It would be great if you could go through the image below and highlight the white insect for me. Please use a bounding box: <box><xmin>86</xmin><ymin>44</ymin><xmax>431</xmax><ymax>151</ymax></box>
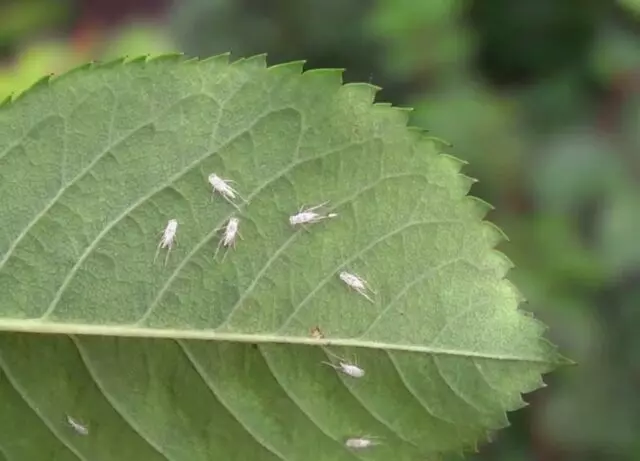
<box><xmin>154</xmin><ymin>219</ymin><xmax>178</xmax><ymax>265</ymax></box>
<box><xmin>208</xmin><ymin>173</ymin><xmax>245</xmax><ymax>206</ymax></box>
<box><xmin>339</xmin><ymin>271</ymin><xmax>375</xmax><ymax>303</ymax></box>
<box><xmin>214</xmin><ymin>217</ymin><xmax>242</xmax><ymax>261</ymax></box>
<box><xmin>220</xmin><ymin>217</ymin><xmax>241</xmax><ymax>248</ymax></box>
<box><xmin>289</xmin><ymin>201</ymin><xmax>338</xmax><ymax>227</ymax></box>
<box><xmin>345</xmin><ymin>436</ymin><xmax>381</xmax><ymax>449</ymax></box>
<box><xmin>67</xmin><ymin>415</ymin><xmax>89</xmax><ymax>436</ymax></box>
<box><xmin>321</xmin><ymin>349</ymin><xmax>365</xmax><ymax>378</ymax></box>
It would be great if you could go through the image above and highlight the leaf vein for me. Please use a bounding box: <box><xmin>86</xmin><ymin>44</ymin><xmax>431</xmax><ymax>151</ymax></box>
<box><xmin>433</xmin><ymin>354</ymin><xmax>487</xmax><ymax>416</ymax></box>
<box><xmin>318</xmin><ymin>348</ymin><xmax>422</xmax><ymax>450</ymax></box>
<box><xmin>138</xmin><ymin>140</ymin><xmax>359</xmax><ymax>325</ymax></box>
<box><xmin>357</xmin><ymin>257</ymin><xmax>464</xmax><ymax>339</ymax></box>
<box><xmin>222</xmin><ymin>173</ymin><xmax>437</xmax><ymax>331</ymax></box>
<box><xmin>384</xmin><ymin>350</ymin><xmax>460</xmax><ymax>430</ymax></box>
<box><xmin>277</xmin><ymin>219</ymin><xmax>463</xmax><ymax>333</ymax></box>
<box><xmin>0</xmin><ymin>92</ymin><xmax>217</xmax><ymax>273</ymax></box>
<box><xmin>40</xmin><ymin>105</ymin><xmax>279</xmax><ymax>319</ymax></box>
<box><xmin>0</xmin><ymin>354</ymin><xmax>86</xmax><ymax>461</ymax></box>
<box><xmin>176</xmin><ymin>340</ymin><xmax>290</xmax><ymax>461</ymax></box>
<box><xmin>0</xmin><ymin>320</ymin><xmax>556</xmax><ymax>361</ymax></box>
<box><xmin>70</xmin><ymin>336</ymin><xmax>174</xmax><ymax>461</ymax></box>
<box><xmin>256</xmin><ymin>345</ymin><xmax>364</xmax><ymax>461</ymax></box>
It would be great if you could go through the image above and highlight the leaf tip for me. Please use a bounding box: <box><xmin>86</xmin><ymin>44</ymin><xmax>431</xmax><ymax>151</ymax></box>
<box><xmin>427</xmin><ymin>135</ymin><xmax>454</xmax><ymax>148</ymax></box>
<box><xmin>202</xmin><ymin>52</ymin><xmax>231</xmax><ymax>66</ymax></box>
<box><xmin>232</xmin><ymin>53</ymin><xmax>268</xmax><ymax>69</ymax></box>
<box><xmin>10</xmin><ymin>73</ymin><xmax>53</xmax><ymax>104</ymax></box>
<box><xmin>268</xmin><ymin>59</ymin><xmax>306</xmax><ymax>76</ymax></box>
<box><xmin>0</xmin><ymin>93</ymin><xmax>13</xmax><ymax>107</ymax></box>
<box><xmin>303</xmin><ymin>67</ymin><xmax>345</xmax><ymax>88</ymax></box>
<box><xmin>124</xmin><ymin>55</ymin><xmax>149</xmax><ymax>64</ymax></box>
<box><xmin>146</xmin><ymin>52</ymin><xmax>187</xmax><ymax>64</ymax></box>
<box><xmin>100</xmin><ymin>56</ymin><xmax>128</xmax><ymax>68</ymax></box>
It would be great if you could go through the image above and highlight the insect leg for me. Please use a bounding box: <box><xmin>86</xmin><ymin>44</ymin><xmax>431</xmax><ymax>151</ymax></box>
<box><xmin>306</xmin><ymin>201</ymin><xmax>330</xmax><ymax>212</ymax></box>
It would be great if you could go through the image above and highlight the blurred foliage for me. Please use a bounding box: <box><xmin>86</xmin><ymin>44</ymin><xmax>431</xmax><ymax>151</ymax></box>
<box><xmin>1</xmin><ymin>0</ymin><xmax>640</xmax><ymax>459</ymax></box>
<box><xmin>0</xmin><ymin>21</ymin><xmax>176</xmax><ymax>99</ymax></box>
<box><xmin>619</xmin><ymin>0</ymin><xmax>640</xmax><ymax>16</ymax></box>
<box><xmin>0</xmin><ymin>0</ymin><xmax>70</xmax><ymax>50</ymax></box>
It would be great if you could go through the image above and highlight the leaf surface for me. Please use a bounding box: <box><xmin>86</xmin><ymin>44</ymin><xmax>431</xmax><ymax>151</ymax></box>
<box><xmin>0</xmin><ymin>55</ymin><xmax>564</xmax><ymax>461</ymax></box>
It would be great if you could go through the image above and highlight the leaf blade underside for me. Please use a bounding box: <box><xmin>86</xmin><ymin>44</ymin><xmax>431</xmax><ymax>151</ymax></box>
<box><xmin>0</xmin><ymin>54</ymin><xmax>564</xmax><ymax>461</ymax></box>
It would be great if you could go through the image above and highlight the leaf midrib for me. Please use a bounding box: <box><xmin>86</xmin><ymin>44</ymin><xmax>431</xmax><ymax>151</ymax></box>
<box><xmin>0</xmin><ymin>322</ymin><xmax>550</xmax><ymax>363</ymax></box>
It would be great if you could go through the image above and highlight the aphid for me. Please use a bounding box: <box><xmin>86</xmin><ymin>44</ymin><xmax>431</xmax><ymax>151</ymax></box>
<box><xmin>310</xmin><ymin>326</ymin><xmax>325</xmax><ymax>339</ymax></box>
<box><xmin>339</xmin><ymin>271</ymin><xmax>375</xmax><ymax>303</ymax></box>
<box><xmin>321</xmin><ymin>349</ymin><xmax>365</xmax><ymax>378</ymax></box>
<box><xmin>214</xmin><ymin>217</ymin><xmax>242</xmax><ymax>261</ymax></box>
<box><xmin>345</xmin><ymin>436</ymin><xmax>381</xmax><ymax>449</ymax></box>
<box><xmin>208</xmin><ymin>173</ymin><xmax>245</xmax><ymax>206</ymax></box>
<box><xmin>67</xmin><ymin>415</ymin><xmax>89</xmax><ymax>436</ymax></box>
<box><xmin>154</xmin><ymin>219</ymin><xmax>178</xmax><ymax>265</ymax></box>
<box><xmin>289</xmin><ymin>201</ymin><xmax>338</xmax><ymax>227</ymax></box>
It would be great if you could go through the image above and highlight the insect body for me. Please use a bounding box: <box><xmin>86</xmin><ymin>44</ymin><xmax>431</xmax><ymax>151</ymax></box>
<box><xmin>345</xmin><ymin>436</ymin><xmax>381</xmax><ymax>449</ymax></box>
<box><xmin>321</xmin><ymin>350</ymin><xmax>365</xmax><ymax>378</ymax></box>
<box><xmin>214</xmin><ymin>217</ymin><xmax>242</xmax><ymax>261</ymax></box>
<box><xmin>208</xmin><ymin>173</ymin><xmax>245</xmax><ymax>206</ymax></box>
<box><xmin>289</xmin><ymin>202</ymin><xmax>338</xmax><ymax>227</ymax></box>
<box><xmin>220</xmin><ymin>217</ymin><xmax>240</xmax><ymax>248</ymax></box>
<box><xmin>154</xmin><ymin>219</ymin><xmax>178</xmax><ymax>265</ymax></box>
<box><xmin>339</xmin><ymin>271</ymin><xmax>375</xmax><ymax>303</ymax></box>
<box><xmin>67</xmin><ymin>415</ymin><xmax>89</xmax><ymax>435</ymax></box>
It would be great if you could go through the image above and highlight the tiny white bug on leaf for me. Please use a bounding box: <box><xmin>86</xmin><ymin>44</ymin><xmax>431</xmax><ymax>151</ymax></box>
<box><xmin>289</xmin><ymin>201</ymin><xmax>338</xmax><ymax>227</ymax></box>
<box><xmin>339</xmin><ymin>271</ymin><xmax>375</xmax><ymax>303</ymax></box>
<box><xmin>213</xmin><ymin>216</ymin><xmax>242</xmax><ymax>261</ymax></box>
<box><xmin>321</xmin><ymin>349</ymin><xmax>365</xmax><ymax>378</ymax></box>
<box><xmin>208</xmin><ymin>173</ymin><xmax>246</xmax><ymax>207</ymax></box>
<box><xmin>67</xmin><ymin>415</ymin><xmax>89</xmax><ymax>436</ymax></box>
<box><xmin>154</xmin><ymin>219</ymin><xmax>178</xmax><ymax>266</ymax></box>
<box><xmin>345</xmin><ymin>436</ymin><xmax>382</xmax><ymax>449</ymax></box>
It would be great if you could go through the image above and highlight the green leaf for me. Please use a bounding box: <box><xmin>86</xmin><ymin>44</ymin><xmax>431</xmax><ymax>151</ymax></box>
<box><xmin>0</xmin><ymin>54</ymin><xmax>565</xmax><ymax>460</ymax></box>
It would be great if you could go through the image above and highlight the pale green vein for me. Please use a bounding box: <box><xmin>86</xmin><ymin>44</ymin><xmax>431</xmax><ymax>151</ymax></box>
<box><xmin>0</xmin><ymin>323</ymin><xmax>556</xmax><ymax>362</ymax></box>
<box><xmin>221</xmin><ymin>173</ymin><xmax>434</xmax><ymax>332</ymax></box>
<box><xmin>177</xmin><ymin>340</ymin><xmax>290</xmax><ymax>461</ymax></box>
<box><xmin>0</xmin><ymin>113</ymin><xmax>63</xmax><ymax>162</ymax></box>
<box><xmin>0</xmin><ymin>356</ymin><xmax>86</xmax><ymax>461</ymax></box>
<box><xmin>70</xmin><ymin>336</ymin><xmax>173</xmax><ymax>461</ymax></box>
<box><xmin>255</xmin><ymin>345</ymin><xmax>364</xmax><ymax>461</ymax></box>
<box><xmin>276</xmin><ymin>219</ymin><xmax>463</xmax><ymax>333</ymax></box>
<box><xmin>41</xmin><ymin>106</ymin><xmax>276</xmax><ymax>319</ymax></box>
<box><xmin>427</xmin><ymin>298</ymin><xmax>481</xmax><ymax>349</ymax></box>
<box><xmin>318</xmin><ymin>348</ymin><xmax>422</xmax><ymax>450</ymax></box>
<box><xmin>433</xmin><ymin>354</ymin><xmax>487</xmax><ymax>417</ymax></box>
<box><xmin>0</xmin><ymin>93</ymin><xmax>212</xmax><ymax>272</ymax></box>
<box><xmin>357</xmin><ymin>258</ymin><xmax>464</xmax><ymax>339</ymax></box>
<box><xmin>385</xmin><ymin>350</ymin><xmax>462</xmax><ymax>438</ymax></box>
<box><xmin>472</xmin><ymin>358</ymin><xmax>510</xmax><ymax>397</ymax></box>
<box><xmin>276</xmin><ymin>174</ymin><xmax>435</xmax><ymax>332</ymax></box>
<box><xmin>138</xmin><ymin>140</ymin><xmax>360</xmax><ymax>325</ymax></box>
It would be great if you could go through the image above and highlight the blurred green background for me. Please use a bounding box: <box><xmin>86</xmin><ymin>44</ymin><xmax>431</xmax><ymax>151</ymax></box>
<box><xmin>2</xmin><ymin>0</ymin><xmax>639</xmax><ymax>459</ymax></box>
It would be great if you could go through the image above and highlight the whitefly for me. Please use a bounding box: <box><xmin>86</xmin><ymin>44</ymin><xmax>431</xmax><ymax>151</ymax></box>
<box><xmin>321</xmin><ymin>349</ymin><xmax>365</xmax><ymax>378</ymax></box>
<box><xmin>339</xmin><ymin>270</ymin><xmax>375</xmax><ymax>303</ymax></box>
<box><xmin>154</xmin><ymin>218</ymin><xmax>178</xmax><ymax>266</ymax></box>
<box><xmin>289</xmin><ymin>201</ymin><xmax>338</xmax><ymax>227</ymax></box>
<box><xmin>213</xmin><ymin>216</ymin><xmax>242</xmax><ymax>261</ymax></box>
<box><xmin>67</xmin><ymin>415</ymin><xmax>89</xmax><ymax>436</ymax></box>
<box><xmin>208</xmin><ymin>173</ymin><xmax>246</xmax><ymax>206</ymax></box>
<box><xmin>345</xmin><ymin>436</ymin><xmax>382</xmax><ymax>449</ymax></box>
